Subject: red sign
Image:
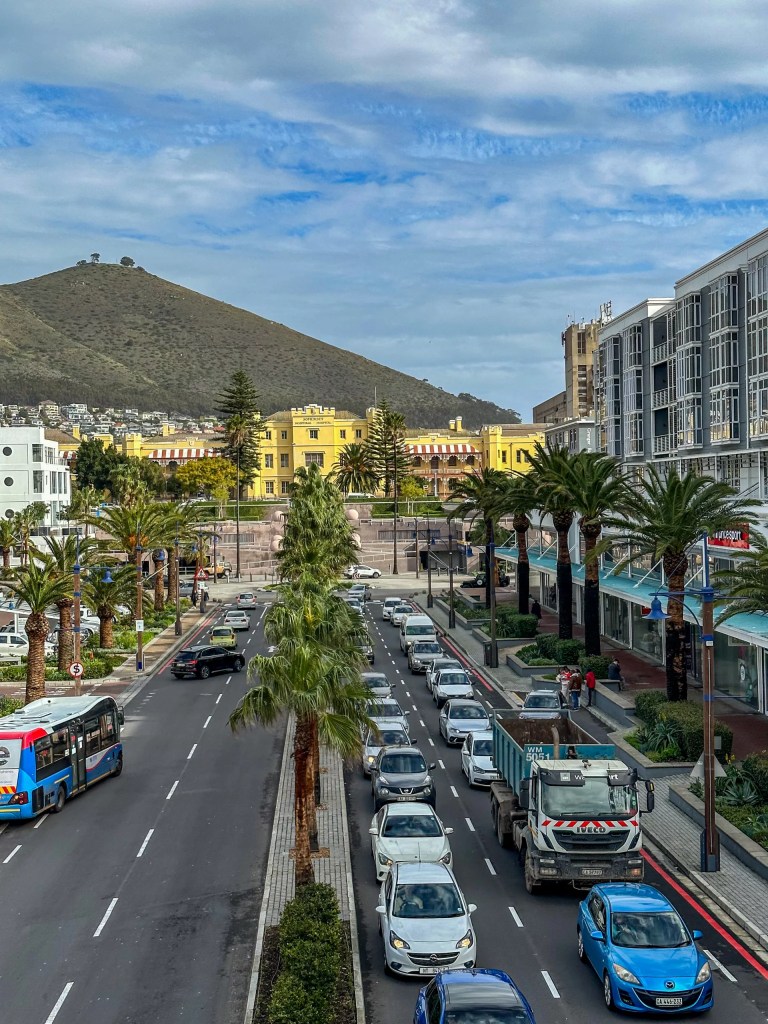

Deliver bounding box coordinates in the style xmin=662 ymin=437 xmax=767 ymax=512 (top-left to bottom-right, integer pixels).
xmin=709 ymin=526 xmax=750 ymax=550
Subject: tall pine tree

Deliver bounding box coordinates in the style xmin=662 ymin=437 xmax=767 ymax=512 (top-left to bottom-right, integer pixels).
xmin=218 ymin=371 xmax=265 ymax=496
xmin=364 ymin=400 xmax=409 ymax=497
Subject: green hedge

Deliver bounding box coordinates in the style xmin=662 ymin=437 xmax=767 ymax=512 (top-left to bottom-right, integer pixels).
xmin=657 ymin=701 xmax=733 ymax=761
xmin=0 ymin=655 xmax=123 ymax=683
xmin=495 ymin=610 xmax=538 ymax=638
xmin=534 ymin=633 xmax=560 ymax=660
xmin=741 ymin=752 xmax=768 ymax=802
xmin=0 ymin=697 xmax=23 ymax=716
xmin=268 ymin=884 xmax=344 ymax=1024
xmin=580 ymin=654 xmax=612 ymax=678
xmin=634 ymin=690 xmax=669 ymax=725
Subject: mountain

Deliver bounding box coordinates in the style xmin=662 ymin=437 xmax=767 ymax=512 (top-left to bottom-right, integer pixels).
xmin=0 ymin=264 xmax=520 ymax=428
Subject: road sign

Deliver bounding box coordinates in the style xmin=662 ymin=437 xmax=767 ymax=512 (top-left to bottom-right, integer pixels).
xmin=195 ymin=568 xmax=209 ymax=581
xmin=689 ymin=753 xmax=726 ymax=781
xmin=68 ymin=662 xmax=84 ymax=679
xmin=135 ymin=619 xmax=144 ymax=632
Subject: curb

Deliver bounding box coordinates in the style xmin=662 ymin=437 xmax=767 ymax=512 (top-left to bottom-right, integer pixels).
xmin=339 ymin=763 xmax=367 ymax=1024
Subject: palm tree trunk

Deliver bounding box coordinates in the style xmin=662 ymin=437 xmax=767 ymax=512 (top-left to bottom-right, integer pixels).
xmin=293 ymin=716 xmax=315 ymax=887
xmin=514 ymin=516 xmax=530 ymax=615
xmin=57 ymin=602 xmax=74 ymax=672
xmin=1 ymin=547 xmax=9 ymax=570
xmin=307 ymin=717 xmax=320 ymax=851
xmin=665 ymin=573 xmax=687 ymax=702
xmin=25 ymin=613 xmax=48 ymax=703
xmin=167 ymin=548 xmax=177 ymax=604
xmin=553 ymin=515 xmax=573 ymax=640
xmin=582 ymin=528 xmax=601 ymax=656
xmin=99 ymin=612 xmax=114 ymax=649
xmin=154 ymin=569 xmax=164 ymax=613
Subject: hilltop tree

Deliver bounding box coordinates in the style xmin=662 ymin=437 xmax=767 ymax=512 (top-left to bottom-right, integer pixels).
xmin=76 ymin=260 xmax=88 ymax=267
xmin=218 ymin=370 xmax=265 ymax=496
xmin=90 ymin=252 xmax=100 ymax=264
xmin=119 ymin=256 xmax=135 ymax=268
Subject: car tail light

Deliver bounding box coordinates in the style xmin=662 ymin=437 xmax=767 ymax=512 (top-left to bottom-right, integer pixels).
xmin=9 ymin=792 xmax=28 ymax=805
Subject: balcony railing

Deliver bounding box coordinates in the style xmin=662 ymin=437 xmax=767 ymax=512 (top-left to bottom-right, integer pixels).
xmin=652 ymin=341 xmax=670 ymax=363
xmin=652 ymin=387 xmax=671 ymax=408
xmin=653 ymin=434 xmax=675 ymax=454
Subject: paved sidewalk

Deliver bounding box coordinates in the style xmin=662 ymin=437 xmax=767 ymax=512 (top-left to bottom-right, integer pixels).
xmin=411 ymin=584 xmax=768 ymax=957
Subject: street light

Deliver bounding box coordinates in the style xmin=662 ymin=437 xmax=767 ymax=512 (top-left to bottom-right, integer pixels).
xmin=643 ymin=532 xmax=719 ymax=872
xmin=487 ymin=525 xmax=499 ymax=668
xmin=426 ymin=513 xmax=434 ymax=608
xmin=135 ymin=533 xmax=144 ymax=673
xmin=447 ymin=522 xmax=456 ymax=629
xmin=235 ymin=446 xmax=241 ymax=581
xmin=73 ymin=528 xmax=82 ymax=695
xmin=174 ymin=531 xmax=182 ymax=636
xmin=414 ymin=516 xmax=420 ymax=579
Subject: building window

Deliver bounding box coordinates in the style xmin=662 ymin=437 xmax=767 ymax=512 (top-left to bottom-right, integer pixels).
xmin=265 ymin=430 xmax=272 ymax=440
xmin=748 ymin=253 xmax=768 ymax=438
xmin=32 ymin=444 xmax=43 ymax=463
xmin=339 ymin=429 xmax=346 ymax=439
xmin=466 ymin=455 xmax=475 ymax=466
xmin=280 ymin=454 xmax=290 ymax=468
xmin=577 ymin=332 xmax=587 ymax=355
xmin=265 ymin=481 xmax=274 ymax=495
xmin=264 ymin=454 xmax=274 ymax=468
xmin=305 ymin=452 xmax=324 ymax=466
xmin=355 ymin=429 xmax=362 ymax=438
xmin=309 ymin=429 xmax=319 ymax=439
xmin=281 ymin=481 xmax=290 ymax=494
xmin=281 ymin=430 xmax=288 ymax=440
xmin=33 ymin=470 xmax=43 ymax=493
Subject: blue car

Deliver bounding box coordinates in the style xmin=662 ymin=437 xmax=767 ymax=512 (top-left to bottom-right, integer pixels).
xmin=414 ymin=968 xmax=536 ymax=1024
xmin=577 ymin=883 xmax=714 ymax=1013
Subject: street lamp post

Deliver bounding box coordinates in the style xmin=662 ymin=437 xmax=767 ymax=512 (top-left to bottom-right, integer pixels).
xmin=426 ymin=514 xmax=433 ymax=608
xmin=414 ymin=516 xmax=420 ymax=579
xmin=447 ymin=522 xmax=456 ymax=629
xmin=235 ymin=447 xmax=241 ymax=581
xmin=174 ymin=532 xmax=182 ymax=636
xmin=135 ymin=535 xmax=144 ymax=673
xmin=488 ymin=526 xmax=499 ymax=668
xmin=392 ymin=455 xmax=399 ymax=575
xmin=73 ymin=528 xmax=82 ymax=696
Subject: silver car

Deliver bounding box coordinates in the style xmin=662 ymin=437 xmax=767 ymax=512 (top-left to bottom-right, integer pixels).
xmin=460 ymin=730 xmax=500 ymax=787
xmin=382 ymin=596 xmax=404 ymax=621
xmin=520 ymin=689 xmax=569 ymax=720
xmin=433 ymin=669 xmax=474 ymax=707
xmin=362 ymin=722 xmax=410 ymax=776
xmin=361 ymin=671 xmax=392 ymax=700
xmin=438 ymin=699 xmax=490 ymax=746
xmin=426 ymin=657 xmax=462 ymax=693
xmin=376 ymin=861 xmax=476 ymax=977
xmin=367 ymin=698 xmax=410 ymax=734
xmin=390 ymin=603 xmax=413 ymax=627
xmin=408 ymin=640 xmax=443 ymax=675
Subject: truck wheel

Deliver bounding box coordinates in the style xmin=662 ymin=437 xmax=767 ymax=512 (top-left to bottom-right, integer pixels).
xmin=496 ymin=810 xmax=512 ymax=849
xmin=523 ymin=848 xmax=540 ymax=894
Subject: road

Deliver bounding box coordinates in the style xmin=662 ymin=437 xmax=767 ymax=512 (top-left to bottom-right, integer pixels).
xmin=0 ymin=601 xmax=280 ymax=1024
xmin=349 ymin=593 xmax=768 ymax=1024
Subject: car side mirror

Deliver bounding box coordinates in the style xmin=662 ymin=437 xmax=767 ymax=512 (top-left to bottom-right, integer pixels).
xmin=429 ymin=763 xmax=436 ymax=770
xmin=691 ymin=929 xmax=703 ymax=940
xmin=369 ymin=826 xmax=378 ymax=835
xmin=444 ymin=827 xmax=454 ymax=835
xmin=117 ymin=706 xmax=125 ymax=726
xmin=590 ymin=930 xmax=605 ymax=942
xmin=519 ymin=778 xmax=530 ymax=811
xmin=375 ymin=905 xmax=386 ymax=915
xmin=645 ymin=780 xmax=655 ymax=813
xmin=467 ymin=903 xmax=477 ymax=914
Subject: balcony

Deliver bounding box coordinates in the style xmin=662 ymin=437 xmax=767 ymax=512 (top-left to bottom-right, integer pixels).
xmin=652 ymin=387 xmax=671 ymax=408
xmin=653 ymin=434 xmax=675 ymax=454
xmin=652 ymin=341 xmax=670 ymax=363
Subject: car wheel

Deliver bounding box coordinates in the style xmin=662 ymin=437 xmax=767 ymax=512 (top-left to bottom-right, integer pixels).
xmin=373 ymin=571 xmax=381 ymax=578
xmin=603 ymin=973 xmax=615 ymax=1010
xmin=199 ymin=665 xmax=211 ymax=679
xmin=577 ymin=927 xmax=588 ymax=963
xmin=52 ymin=785 xmax=66 ymax=813
xmin=234 ymin=657 xmax=245 ymax=672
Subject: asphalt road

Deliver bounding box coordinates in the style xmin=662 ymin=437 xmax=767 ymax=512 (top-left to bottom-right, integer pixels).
xmin=0 ymin=601 xmax=281 ymax=1024
xmin=349 ymin=594 xmax=768 ymax=1024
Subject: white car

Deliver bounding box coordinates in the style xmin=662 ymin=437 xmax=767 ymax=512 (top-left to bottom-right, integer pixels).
xmin=349 ymin=583 xmax=373 ymax=602
xmin=432 ymin=669 xmax=474 ymax=707
xmin=237 ymin=593 xmax=258 ymax=610
xmin=345 ymin=564 xmax=381 ymax=579
xmin=426 ymin=658 xmax=462 ymax=693
xmin=390 ymin=603 xmax=413 ymax=627
xmin=362 ymin=721 xmax=410 ymax=776
xmin=369 ymin=802 xmax=453 ymax=881
xmin=382 ymin=596 xmax=403 ymax=621
xmin=438 ymin=700 xmax=490 ymax=746
xmin=460 ymin=730 xmax=500 ymax=787
xmin=367 ymin=698 xmax=410 ymax=734
xmin=376 ymin=861 xmax=476 ymax=977
xmin=361 ymin=671 xmax=392 ymax=700
xmin=224 ymin=610 xmax=250 ymax=632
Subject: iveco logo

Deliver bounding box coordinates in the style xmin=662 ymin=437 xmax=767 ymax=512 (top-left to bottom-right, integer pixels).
xmin=665 ymin=981 xmax=675 ymax=990
xmin=0 ymin=745 xmax=9 ymax=767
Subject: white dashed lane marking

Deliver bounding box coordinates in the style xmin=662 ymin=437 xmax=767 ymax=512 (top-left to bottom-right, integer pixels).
xmin=203 ymin=715 xmax=212 ymax=729
xmin=541 ymin=971 xmax=560 ymax=998
xmin=427 ymin=738 xmax=435 ymax=746
xmin=703 ymin=949 xmax=737 ymax=983
xmin=136 ymin=829 xmax=154 ymax=858
xmin=93 ymin=897 xmax=119 ymax=938
xmin=508 ymin=906 xmax=524 ymax=928
xmin=450 ymin=786 xmax=459 ymax=798
xmin=3 ymin=844 xmax=21 ymax=864
xmin=484 ymin=857 xmax=496 ymax=875
xmin=187 ymin=743 xmax=197 ymax=760
xmin=465 ymin=818 xmax=475 ymax=832
xmin=44 ymin=982 xmax=74 ymax=1024
xmin=438 ymin=759 xmax=445 ymax=769
xmin=166 ymin=780 xmax=179 ymax=800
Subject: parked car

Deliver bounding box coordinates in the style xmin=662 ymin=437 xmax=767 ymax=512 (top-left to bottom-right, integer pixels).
xmin=460 ymin=730 xmax=500 ymax=787
xmin=369 ymin=802 xmax=453 ymax=881
xmin=390 ymin=603 xmax=413 ymax=627
xmin=460 ymin=572 xmax=510 ymax=589
xmin=408 ymin=640 xmax=443 ymax=674
xmin=171 ymin=644 xmax=245 ymax=679
xmin=414 ymin=969 xmax=536 ymax=1024
xmin=577 ymin=883 xmax=713 ymax=1013
xmin=426 ymin=657 xmax=462 ymax=694
xmin=179 ymin=582 xmax=194 ymax=598
xmin=367 ymin=698 xmax=410 ymax=734
xmin=520 ymin=689 xmax=568 ymax=720
xmin=361 ymin=671 xmax=392 ymax=700
xmin=438 ymin=700 xmax=490 ymax=745
xmin=382 ymin=596 xmax=404 ymax=621
xmin=349 ymin=583 xmax=373 ymax=602
xmin=376 ymin=861 xmax=476 ymax=976
xmin=0 ymin=633 xmax=30 ymax=657
xmin=371 ymin=745 xmax=437 ymax=811
xmin=345 ymin=564 xmax=381 ymax=579
xmin=362 ymin=722 xmax=410 ymax=777
xmin=432 ymin=669 xmax=474 ymax=707
xmin=209 ymin=625 xmax=238 ymax=650
xmin=236 ymin=592 xmax=258 ymax=609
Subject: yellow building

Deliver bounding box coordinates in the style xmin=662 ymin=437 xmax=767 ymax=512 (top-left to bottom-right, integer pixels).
xmin=481 ymin=423 xmax=547 ymax=474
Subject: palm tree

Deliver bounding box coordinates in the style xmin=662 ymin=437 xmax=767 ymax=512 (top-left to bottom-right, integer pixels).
xmin=0 ymin=518 xmax=15 ymax=572
xmin=449 ymin=468 xmax=507 ymax=610
xmin=497 ymin=472 xmax=537 ymax=615
xmin=2 ymin=564 xmax=72 ymax=703
xmin=109 ymin=461 xmax=150 ymax=506
xmin=32 ymin=534 xmax=97 ymax=670
xmin=90 ymin=502 xmax=168 ymax=624
xmin=538 ymin=452 xmax=630 ymax=656
xmin=280 ymin=466 xmax=358 ymax=583
xmin=527 ymin=444 xmax=579 ymax=640
xmin=163 ymin=503 xmax=207 ymax=605
xmin=715 ymin=532 xmax=768 ymax=625
xmin=332 ymin=443 xmax=379 ymax=495
xmin=82 ymin=564 xmax=139 ymax=648
xmin=607 ymin=467 xmax=759 ymax=701
xmin=13 ymin=503 xmax=48 ymax=568
xmin=62 ymin=484 xmax=100 ymax=536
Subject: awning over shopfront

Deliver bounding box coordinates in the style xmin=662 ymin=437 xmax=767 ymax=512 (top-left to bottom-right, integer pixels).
xmin=147 ymin=448 xmax=218 ymax=465
xmin=407 ymin=444 xmax=478 ymax=456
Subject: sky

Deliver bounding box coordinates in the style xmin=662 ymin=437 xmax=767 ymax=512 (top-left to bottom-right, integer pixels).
xmin=2 ymin=1 xmax=768 ymax=419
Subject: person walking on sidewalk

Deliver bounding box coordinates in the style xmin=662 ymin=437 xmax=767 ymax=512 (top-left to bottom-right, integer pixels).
xmin=585 ymin=667 xmax=596 ymax=706
xmin=530 ymin=597 xmax=542 ymax=621
xmin=569 ymin=670 xmax=583 ymax=710
xmin=608 ymin=657 xmax=624 ymax=690
xmin=557 ymin=665 xmax=571 ymax=705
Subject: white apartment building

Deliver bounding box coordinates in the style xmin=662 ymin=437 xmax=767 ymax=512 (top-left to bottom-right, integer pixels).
xmin=0 ymin=426 xmax=71 ymax=530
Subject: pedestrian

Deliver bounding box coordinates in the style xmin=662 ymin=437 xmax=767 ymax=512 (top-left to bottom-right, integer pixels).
xmin=191 ymin=588 xmax=198 ymax=607
xmin=585 ymin=667 xmax=596 ymax=706
xmin=557 ymin=665 xmax=571 ymax=705
xmin=530 ymin=597 xmax=542 ymax=621
xmin=607 ymin=657 xmax=624 ymax=690
xmin=566 ymin=745 xmax=578 ymax=760
xmin=569 ymin=670 xmax=583 ymax=710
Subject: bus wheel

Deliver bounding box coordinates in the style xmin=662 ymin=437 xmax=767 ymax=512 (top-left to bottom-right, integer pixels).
xmin=112 ymin=755 xmax=123 ymax=777
xmin=52 ymin=785 xmax=66 ymax=813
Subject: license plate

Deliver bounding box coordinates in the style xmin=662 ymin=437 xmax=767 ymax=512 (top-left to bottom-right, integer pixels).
xmin=655 ymin=997 xmax=683 ymax=1008
xmin=419 ymin=967 xmax=439 ymax=975
xmin=395 ymin=795 xmax=418 ymax=801
xmin=581 ymin=868 xmax=603 ymax=876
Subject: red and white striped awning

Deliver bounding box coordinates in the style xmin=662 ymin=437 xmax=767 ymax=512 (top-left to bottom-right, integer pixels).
xmin=407 ymin=444 xmax=478 ymax=455
xmin=147 ymin=448 xmax=218 ymax=464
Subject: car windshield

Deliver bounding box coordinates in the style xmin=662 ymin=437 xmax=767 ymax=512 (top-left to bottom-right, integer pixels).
xmin=393 ymin=882 xmax=464 ymax=918
xmin=383 ymin=815 xmax=442 ymax=838
xmin=444 ymin=1010 xmax=530 ymax=1024
xmin=407 ymin=625 xmax=434 ymax=636
xmin=525 ymin=694 xmax=558 ymax=708
xmin=239 ymin=594 xmax=254 ymax=600
xmin=380 ymin=753 xmax=426 ymax=774
xmin=364 ymin=675 xmax=389 ymax=687
xmin=450 ymin=705 xmax=487 ymax=720
xmin=610 ymin=911 xmax=690 ymax=948
xmin=413 ymin=642 xmax=441 ymax=654
xmin=211 ymin=628 xmax=231 ymax=636
xmin=394 ymin=606 xmax=411 ymax=614
xmin=541 ymin=779 xmax=638 ymax=819
xmin=368 ymin=730 xmax=406 ymax=747
xmin=440 ymin=674 xmax=469 ymax=686
xmin=433 ymin=661 xmax=460 ymax=673
xmin=370 ymin=702 xmax=403 ymax=717
xmin=473 ymin=739 xmax=493 ymax=756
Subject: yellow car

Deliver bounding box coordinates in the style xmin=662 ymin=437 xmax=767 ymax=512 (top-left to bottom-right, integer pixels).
xmin=209 ymin=625 xmax=238 ymax=650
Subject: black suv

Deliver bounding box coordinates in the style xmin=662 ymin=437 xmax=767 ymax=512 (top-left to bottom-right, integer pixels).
xmin=460 ymin=571 xmax=510 ymax=589
xmin=171 ymin=644 xmax=244 ymax=679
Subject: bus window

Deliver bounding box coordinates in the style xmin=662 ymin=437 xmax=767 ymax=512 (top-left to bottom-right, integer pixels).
xmin=51 ymin=727 xmax=68 ymax=762
xmin=100 ymin=710 xmax=116 ymax=747
xmin=34 ymin=737 xmax=53 ymax=772
xmin=85 ymin=719 xmax=101 ymax=757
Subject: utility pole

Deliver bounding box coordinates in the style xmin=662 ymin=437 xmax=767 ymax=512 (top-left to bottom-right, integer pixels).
xmin=73 ymin=529 xmax=82 ymax=696
xmin=488 ymin=525 xmax=498 ymax=667
xmin=174 ymin=532 xmax=182 ymax=636
xmin=414 ymin=516 xmax=420 ymax=579
xmin=448 ymin=522 xmax=456 ymax=629
xmin=700 ymin=532 xmax=720 ymax=871
xmin=235 ymin=447 xmax=242 ymax=581
xmin=135 ymin=530 xmax=144 ymax=673
xmin=426 ymin=514 xmax=433 ymax=607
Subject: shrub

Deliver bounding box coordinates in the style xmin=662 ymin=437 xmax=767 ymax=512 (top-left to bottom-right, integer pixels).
xmin=495 ymin=610 xmax=538 ymax=638
xmin=554 ymin=639 xmax=584 ymax=665
xmin=658 ymin=701 xmax=733 ymax=761
xmin=634 ymin=690 xmax=669 ymax=725
xmin=268 ymin=883 xmax=343 ymax=1024
xmin=534 ymin=633 xmax=560 ymax=660
xmin=644 ymin=721 xmax=682 ymax=753
xmin=579 ymin=654 xmax=612 ymax=678
xmin=742 ymin=751 xmax=768 ymax=802
xmin=720 ymin=775 xmax=759 ymax=807
xmin=0 ymin=696 xmax=23 ymax=716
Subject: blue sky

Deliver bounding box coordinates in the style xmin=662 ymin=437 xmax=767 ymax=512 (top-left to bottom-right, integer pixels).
xmin=1 ymin=1 xmax=768 ymax=417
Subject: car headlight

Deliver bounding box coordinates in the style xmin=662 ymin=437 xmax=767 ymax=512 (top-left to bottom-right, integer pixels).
xmin=378 ymin=787 xmax=390 ymax=795
xmin=696 ymin=962 xmax=711 ymax=984
xmin=456 ymin=930 xmax=474 ymax=949
xmin=377 ymin=852 xmax=393 ymax=866
xmin=612 ymin=964 xmax=640 ymax=985
xmin=390 ymin=931 xmax=410 ymax=950
xmin=366 ymin=755 xmax=376 ymax=764
xmin=439 ymin=851 xmax=452 ymax=864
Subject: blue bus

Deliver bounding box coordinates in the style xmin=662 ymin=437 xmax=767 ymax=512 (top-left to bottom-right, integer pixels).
xmin=0 ymin=695 xmax=124 ymax=820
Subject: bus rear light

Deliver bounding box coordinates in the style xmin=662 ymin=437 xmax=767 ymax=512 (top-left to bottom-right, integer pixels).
xmin=9 ymin=792 xmax=28 ymax=805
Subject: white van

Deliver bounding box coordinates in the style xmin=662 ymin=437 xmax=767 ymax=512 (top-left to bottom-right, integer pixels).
xmin=399 ymin=613 xmax=437 ymax=653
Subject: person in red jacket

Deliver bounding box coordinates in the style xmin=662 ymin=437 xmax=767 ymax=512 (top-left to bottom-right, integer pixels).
xmin=585 ymin=667 xmax=597 ymax=707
